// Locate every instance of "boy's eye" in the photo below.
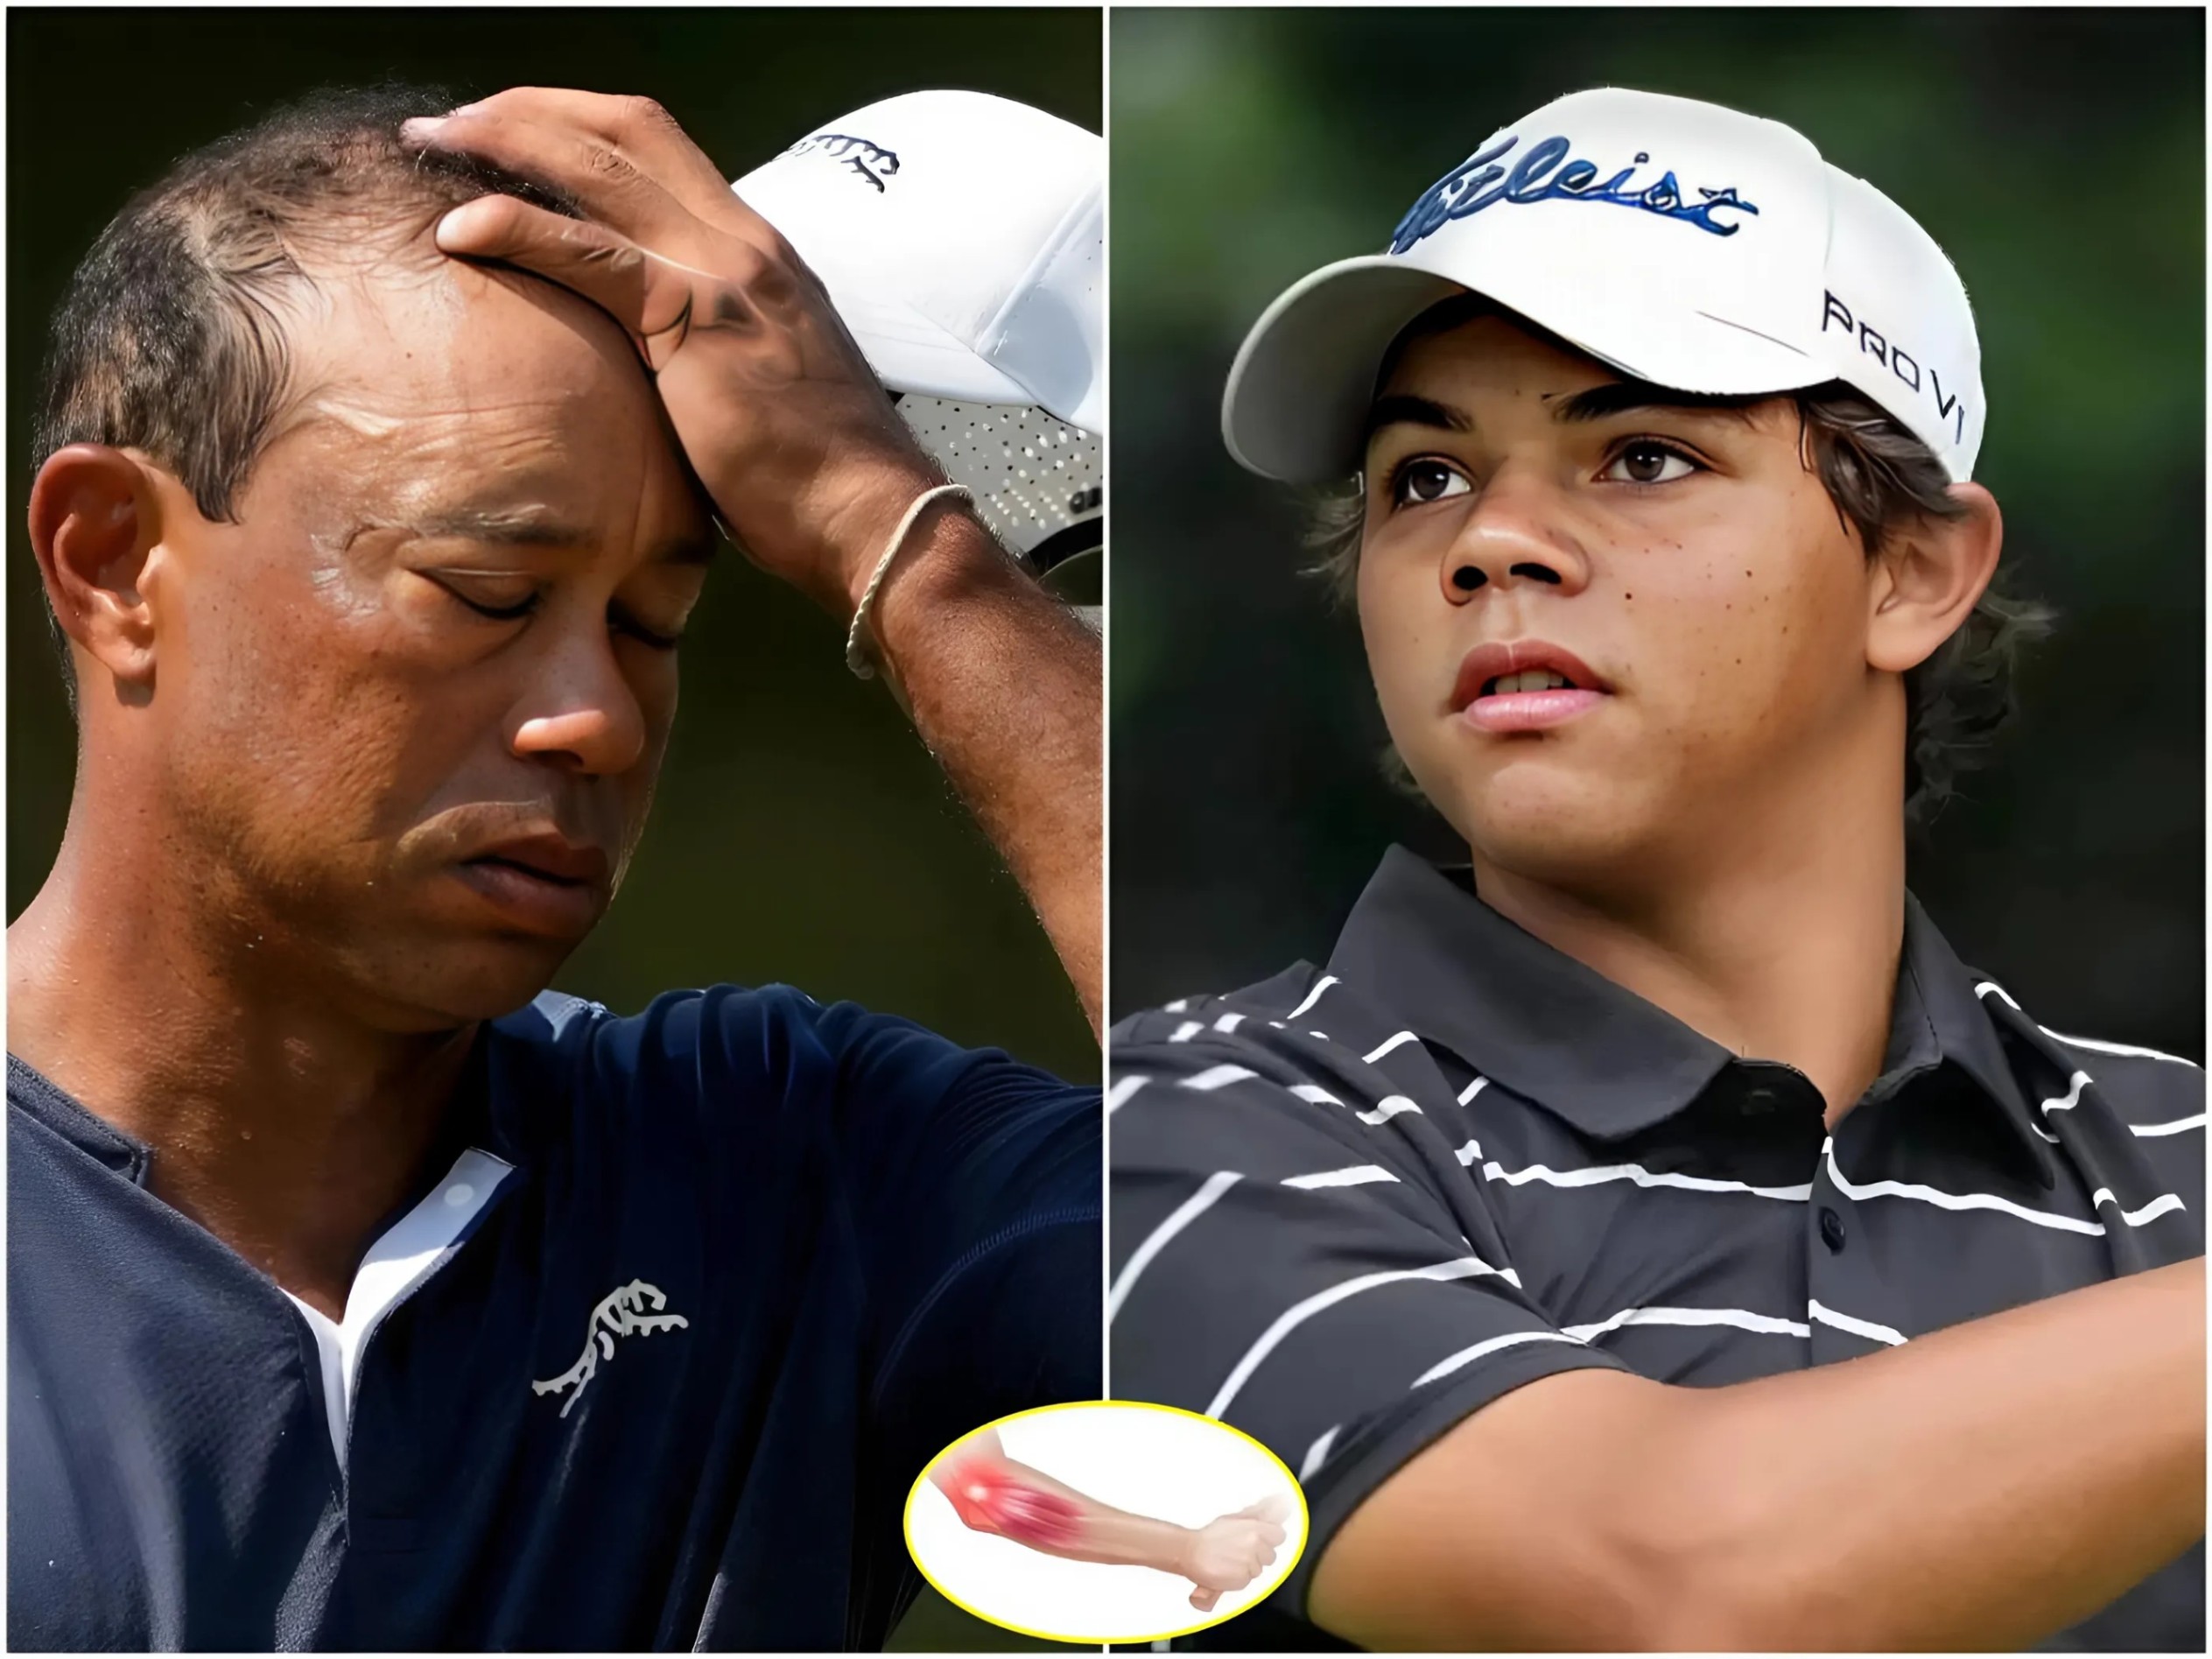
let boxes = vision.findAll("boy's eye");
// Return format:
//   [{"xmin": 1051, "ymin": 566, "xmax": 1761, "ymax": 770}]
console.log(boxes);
[
  {"xmin": 1392, "ymin": 460, "xmax": 1471, "ymax": 506},
  {"xmin": 1603, "ymin": 441, "xmax": 1699, "ymax": 486}
]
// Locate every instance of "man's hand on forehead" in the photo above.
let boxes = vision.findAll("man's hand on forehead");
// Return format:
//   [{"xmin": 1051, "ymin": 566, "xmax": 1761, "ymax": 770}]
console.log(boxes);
[{"xmin": 402, "ymin": 88, "xmax": 938, "ymax": 619}]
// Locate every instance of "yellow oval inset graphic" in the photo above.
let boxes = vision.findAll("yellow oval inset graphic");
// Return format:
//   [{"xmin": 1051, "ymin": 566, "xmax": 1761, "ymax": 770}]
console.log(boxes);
[{"xmin": 902, "ymin": 1399, "xmax": 1310, "ymax": 1645}]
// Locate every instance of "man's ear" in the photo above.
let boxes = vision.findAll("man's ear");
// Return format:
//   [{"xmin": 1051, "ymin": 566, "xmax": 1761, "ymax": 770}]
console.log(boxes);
[
  {"xmin": 27, "ymin": 445, "xmax": 172, "ymax": 698},
  {"xmin": 1864, "ymin": 482, "xmax": 2004, "ymax": 675}
]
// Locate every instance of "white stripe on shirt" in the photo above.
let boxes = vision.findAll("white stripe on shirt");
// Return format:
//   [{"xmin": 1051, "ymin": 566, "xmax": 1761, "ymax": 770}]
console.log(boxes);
[
  {"xmin": 1357, "ymin": 1096, "xmax": 1422, "ymax": 1126},
  {"xmin": 1108, "ymin": 1170, "xmax": 1241, "ymax": 1323},
  {"xmin": 1808, "ymin": 1297, "xmax": 1907, "ymax": 1346},
  {"xmin": 1205, "ymin": 1255, "xmax": 1519, "ymax": 1418},
  {"xmin": 1823, "ymin": 1139, "xmax": 2180, "ymax": 1235},
  {"xmin": 2040, "ymin": 1072, "xmax": 2092, "ymax": 1114},
  {"xmin": 1105, "ymin": 1074, "xmax": 1148, "ymax": 1114},
  {"xmin": 1974, "ymin": 981, "xmax": 2202, "ymax": 1070},
  {"xmin": 1411, "ymin": 1326, "xmax": 1587, "ymax": 1388},
  {"xmin": 1362, "ymin": 1030, "xmax": 1420, "ymax": 1065},
  {"xmin": 1182, "ymin": 1064, "xmax": 1256, "ymax": 1093},
  {"xmin": 1282, "ymin": 1164, "xmax": 1400, "ymax": 1191},
  {"xmin": 1566, "ymin": 1304, "xmax": 1812, "ymax": 1342},
  {"xmin": 1298, "ymin": 1424, "xmax": 1341, "ymax": 1481},
  {"xmin": 2092, "ymin": 1189, "xmax": 2189, "ymax": 1227},
  {"xmin": 1481, "ymin": 1157, "xmax": 1812, "ymax": 1202},
  {"xmin": 1284, "ymin": 976, "xmax": 1338, "ymax": 1022}
]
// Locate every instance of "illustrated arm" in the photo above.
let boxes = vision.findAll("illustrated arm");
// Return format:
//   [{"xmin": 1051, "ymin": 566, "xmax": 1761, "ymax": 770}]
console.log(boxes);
[
  {"xmin": 1310, "ymin": 1255, "xmax": 2206, "ymax": 1650},
  {"xmin": 930, "ymin": 1431, "xmax": 1289, "ymax": 1607}
]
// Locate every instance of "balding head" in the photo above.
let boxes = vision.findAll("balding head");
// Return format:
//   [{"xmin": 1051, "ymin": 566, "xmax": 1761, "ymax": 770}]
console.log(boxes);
[{"xmin": 38, "ymin": 84, "xmax": 582, "ymax": 527}]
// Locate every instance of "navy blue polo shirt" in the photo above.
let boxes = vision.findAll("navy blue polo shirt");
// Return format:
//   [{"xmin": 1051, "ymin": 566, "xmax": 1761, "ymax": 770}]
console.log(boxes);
[{"xmin": 10, "ymin": 984, "xmax": 1100, "ymax": 1649}]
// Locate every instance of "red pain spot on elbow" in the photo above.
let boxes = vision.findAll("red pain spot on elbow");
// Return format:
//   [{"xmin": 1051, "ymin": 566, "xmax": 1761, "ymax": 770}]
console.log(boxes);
[{"xmin": 946, "ymin": 1466, "xmax": 1085, "ymax": 1546}]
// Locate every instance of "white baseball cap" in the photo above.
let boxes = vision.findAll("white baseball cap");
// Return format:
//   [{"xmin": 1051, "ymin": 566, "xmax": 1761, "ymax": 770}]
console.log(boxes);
[
  {"xmin": 736, "ymin": 89, "xmax": 1103, "ymax": 434},
  {"xmin": 1223, "ymin": 88, "xmax": 1984, "ymax": 484}
]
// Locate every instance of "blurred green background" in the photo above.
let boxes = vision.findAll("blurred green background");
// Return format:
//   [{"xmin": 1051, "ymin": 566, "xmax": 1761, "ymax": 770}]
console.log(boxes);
[
  {"xmin": 1110, "ymin": 6, "xmax": 2205, "ymax": 1063},
  {"xmin": 8, "ymin": 12, "xmax": 1098, "ymax": 1650},
  {"xmin": 7, "ymin": 8, "xmax": 1101, "ymax": 1092}
]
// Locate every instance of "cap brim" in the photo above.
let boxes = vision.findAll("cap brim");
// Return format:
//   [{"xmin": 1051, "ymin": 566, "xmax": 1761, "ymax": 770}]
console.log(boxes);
[
  {"xmin": 828, "ymin": 289, "xmax": 1038, "ymax": 410},
  {"xmin": 822, "ymin": 285, "xmax": 1099, "ymax": 433},
  {"xmin": 1224, "ymin": 250, "xmax": 1829, "ymax": 485}
]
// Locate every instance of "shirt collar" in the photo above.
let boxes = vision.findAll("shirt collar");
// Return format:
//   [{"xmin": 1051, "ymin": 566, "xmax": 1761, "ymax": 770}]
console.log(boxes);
[
  {"xmin": 1327, "ymin": 846, "xmax": 2056, "ymax": 1181},
  {"xmin": 1890, "ymin": 887, "xmax": 2053, "ymax": 1183},
  {"xmin": 6, "ymin": 1020, "xmax": 529, "ymax": 1190},
  {"xmin": 8, "ymin": 1053, "xmax": 151, "ymax": 1181}
]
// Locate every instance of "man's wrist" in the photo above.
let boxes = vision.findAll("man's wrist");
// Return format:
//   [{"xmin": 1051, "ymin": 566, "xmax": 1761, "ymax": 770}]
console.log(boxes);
[
  {"xmin": 818, "ymin": 458, "xmax": 956, "ymax": 621},
  {"xmin": 860, "ymin": 500, "xmax": 1022, "ymax": 664}
]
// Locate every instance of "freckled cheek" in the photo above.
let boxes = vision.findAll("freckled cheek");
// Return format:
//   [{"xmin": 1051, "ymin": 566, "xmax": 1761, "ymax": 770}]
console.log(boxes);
[{"xmin": 1629, "ymin": 554, "xmax": 1838, "ymax": 761}]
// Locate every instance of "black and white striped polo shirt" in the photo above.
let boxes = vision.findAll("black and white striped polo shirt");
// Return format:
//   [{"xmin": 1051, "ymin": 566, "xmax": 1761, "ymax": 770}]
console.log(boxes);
[{"xmin": 1109, "ymin": 847, "xmax": 2204, "ymax": 1650}]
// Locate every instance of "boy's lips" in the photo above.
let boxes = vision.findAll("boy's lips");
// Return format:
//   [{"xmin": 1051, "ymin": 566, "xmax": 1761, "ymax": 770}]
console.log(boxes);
[{"xmin": 1450, "ymin": 641, "xmax": 1612, "ymax": 735}]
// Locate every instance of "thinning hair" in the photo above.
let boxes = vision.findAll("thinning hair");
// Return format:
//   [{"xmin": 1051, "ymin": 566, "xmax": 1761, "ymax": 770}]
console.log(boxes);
[
  {"xmin": 1307, "ymin": 295, "xmax": 2054, "ymax": 822},
  {"xmin": 32, "ymin": 83, "xmax": 579, "ymax": 705}
]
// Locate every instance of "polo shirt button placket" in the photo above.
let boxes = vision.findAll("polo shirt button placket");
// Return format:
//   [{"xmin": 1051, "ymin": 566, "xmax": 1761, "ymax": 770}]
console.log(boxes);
[
  {"xmin": 1806, "ymin": 1111, "xmax": 1879, "ymax": 1366},
  {"xmin": 1818, "ymin": 1206, "xmax": 1847, "ymax": 1253}
]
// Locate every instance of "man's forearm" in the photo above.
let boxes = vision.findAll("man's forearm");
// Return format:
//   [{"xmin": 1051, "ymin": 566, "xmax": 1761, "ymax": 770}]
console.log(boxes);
[
  {"xmin": 1313, "ymin": 1258, "xmax": 2205, "ymax": 1650},
  {"xmin": 868, "ymin": 510, "xmax": 1102, "ymax": 1034}
]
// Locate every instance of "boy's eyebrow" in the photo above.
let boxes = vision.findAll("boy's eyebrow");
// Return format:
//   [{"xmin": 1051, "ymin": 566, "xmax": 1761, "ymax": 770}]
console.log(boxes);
[
  {"xmin": 1365, "ymin": 382, "xmax": 1773, "ymax": 448},
  {"xmin": 1363, "ymin": 393, "xmax": 1471, "ymax": 446},
  {"xmin": 1548, "ymin": 380, "xmax": 1773, "ymax": 425}
]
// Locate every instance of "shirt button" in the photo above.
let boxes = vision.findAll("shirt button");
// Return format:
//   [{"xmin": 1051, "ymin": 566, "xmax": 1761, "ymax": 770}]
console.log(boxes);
[
  {"xmin": 1818, "ymin": 1206, "xmax": 1847, "ymax": 1253},
  {"xmin": 1741, "ymin": 1087, "xmax": 1778, "ymax": 1116},
  {"xmin": 444, "ymin": 1183, "xmax": 476, "ymax": 1208}
]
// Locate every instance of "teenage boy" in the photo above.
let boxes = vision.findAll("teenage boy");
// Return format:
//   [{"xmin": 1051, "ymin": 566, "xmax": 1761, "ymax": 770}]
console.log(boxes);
[{"xmin": 1109, "ymin": 88, "xmax": 2203, "ymax": 1652}]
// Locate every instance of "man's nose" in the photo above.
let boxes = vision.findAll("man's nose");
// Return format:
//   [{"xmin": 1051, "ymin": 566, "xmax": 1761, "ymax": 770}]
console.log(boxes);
[
  {"xmin": 509, "ymin": 636, "xmax": 650, "ymax": 777},
  {"xmin": 1437, "ymin": 462, "xmax": 1591, "ymax": 604}
]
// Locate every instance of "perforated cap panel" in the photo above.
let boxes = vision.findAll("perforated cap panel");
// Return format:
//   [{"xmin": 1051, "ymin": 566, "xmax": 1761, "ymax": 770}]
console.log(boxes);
[{"xmin": 895, "ymin": 397, "xmax": 1101, "ymax": 565}]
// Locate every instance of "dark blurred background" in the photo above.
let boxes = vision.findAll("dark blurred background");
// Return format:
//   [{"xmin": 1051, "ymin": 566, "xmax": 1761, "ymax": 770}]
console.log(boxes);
[
  {"xmin": 1110, "ymin": 6, "xmax": 2206, "ymax": 1063},
  {"xmin": 8, "ymin": 13, "xmax": 1098, "ymax": 1649},
  {"xmin": 8, "ymin": 9, "xmax": 1100, "ymax": 1095}
]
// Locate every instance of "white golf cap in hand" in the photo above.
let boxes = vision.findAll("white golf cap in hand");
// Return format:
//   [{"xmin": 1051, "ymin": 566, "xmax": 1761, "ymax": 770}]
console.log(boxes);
[
  {"xmin": 1224, "ymin": 87, "xmax": 1984, "ymax": 484},
  {"xmin": 736, "ymin": 89, "xmax": 1103, "ymax": 435}
]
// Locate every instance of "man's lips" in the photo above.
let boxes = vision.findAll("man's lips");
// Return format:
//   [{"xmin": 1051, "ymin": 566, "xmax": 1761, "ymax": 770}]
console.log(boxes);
[
  {"xmin": 460, "ymin": 833, "xmax": 611, "ymax": 888},
  {"xmin": 1450, "ymin": 640, "xmax": 1612, "ymax": 735},
  {"xmin": 450, "ymin": 832, "xmax": 613, "ymax": 936}
]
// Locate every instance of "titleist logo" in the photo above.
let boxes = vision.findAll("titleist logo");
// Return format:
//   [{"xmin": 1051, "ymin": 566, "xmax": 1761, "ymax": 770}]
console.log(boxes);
[{"xmin": 1391, "ymin": 133, "xmax": 1759, "ymax": 255}]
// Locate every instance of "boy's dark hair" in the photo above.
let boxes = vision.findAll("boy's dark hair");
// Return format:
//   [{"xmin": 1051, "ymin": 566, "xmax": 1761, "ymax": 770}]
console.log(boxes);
[
  {"xmin": 32, "ymin": 83, "xmax": 578, "ymax": 706},
  {"xmin": 1307, "ymin": 298, "xmax": 2054, "ymax": 822}
]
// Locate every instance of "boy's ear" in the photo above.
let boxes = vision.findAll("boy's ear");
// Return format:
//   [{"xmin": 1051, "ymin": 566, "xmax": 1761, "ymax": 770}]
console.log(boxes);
[{"xmin": 1864, "ymin": 482, "xmax": 2003, "ymax": 676}]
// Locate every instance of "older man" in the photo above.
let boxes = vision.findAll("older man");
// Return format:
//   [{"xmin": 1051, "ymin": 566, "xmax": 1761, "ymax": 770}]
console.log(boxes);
[{"xmin": 10, "ymin": 85, "xmax": 1099, "ymax": 1650}]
